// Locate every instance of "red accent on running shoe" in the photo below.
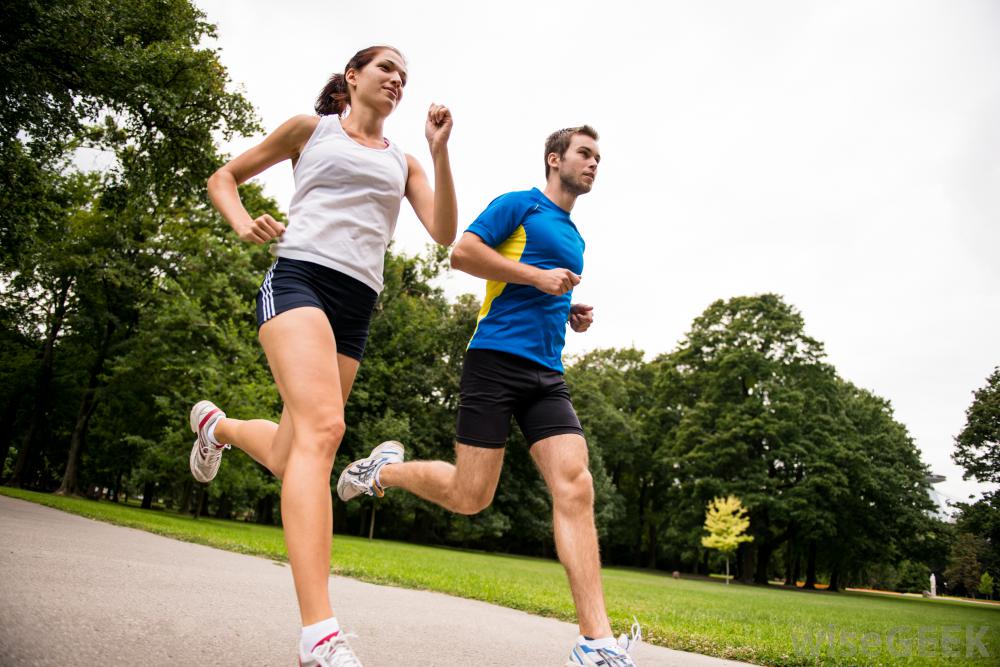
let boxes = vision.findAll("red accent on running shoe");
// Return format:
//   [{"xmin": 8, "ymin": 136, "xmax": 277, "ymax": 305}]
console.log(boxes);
[
  {"xmin": 311, "ymin": 631, "xmax": 340, "ymax": 651},
  {"xmin": 198, "ymin": 408, "xmax": 220, "ymax": 431}
]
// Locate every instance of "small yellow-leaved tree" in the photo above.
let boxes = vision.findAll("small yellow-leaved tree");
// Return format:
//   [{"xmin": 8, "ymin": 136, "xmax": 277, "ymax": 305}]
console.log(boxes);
[{"xmin": 701, "ymin": 495, "xmax": 753, "ymax": 585}]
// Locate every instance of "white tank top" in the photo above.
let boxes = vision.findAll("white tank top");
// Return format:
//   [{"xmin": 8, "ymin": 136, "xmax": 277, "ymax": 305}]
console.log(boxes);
[{"xmin": 271, "ymin": 114, "xmax": 408, "ymax": 293}]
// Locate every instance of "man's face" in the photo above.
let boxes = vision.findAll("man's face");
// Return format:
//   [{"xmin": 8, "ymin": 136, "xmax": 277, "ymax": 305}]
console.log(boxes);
[{"xmin": 555, "ymin": 134, "xmax": 601, "ymax": 196}]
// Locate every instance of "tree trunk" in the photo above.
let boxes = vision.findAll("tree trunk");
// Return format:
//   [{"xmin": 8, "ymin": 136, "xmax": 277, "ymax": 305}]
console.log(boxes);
[
  {"xmin": 54, "ymin": 382, "xmax": 101, "ymax": 496},
  {"xmin": 368, "ymin": 503, "xmax": 376, "ymax": 540},
  {"xmin": 255, "ymin": 495, "xmax": 274, "ymax": 524},
  {"xmin": 790, "ymin": 547, "xmax": 801, "ymax": 587},
  {"xmin": 178, "ymin": 479, "xmax": 192, "ymax": 516},
  {"xmin": 358, "ymin": 506, "xmax": 368, "ymax": 537},
  {"xmin": 0, "ymin": 393, "xmax": 22, "ymax": 475},
  {"xmin": 754, "ymin": 542, "xmax": 774, "ymax": 585},
  {"xmin": 725, "ymin": 556, "xmax": 730, "ymax": 585},
  {"xmin": 739, "ymin": 541, "xmax": 755, "ymax": 583},
  {"xmin": 141, "ymin": 481, "xmax": 155, "ymax": 509},
  {"xmin": 635, "ymin": 479, "xmax": 647, "ymax": 567},
  {"xmin": 7, "ymin": 278, "xmax": 72, "ymax": 486},
  {"xmin": 646, "ymin": 520, "xmax": 658, "ymax": 569},
  {"xmin": 215, "ymin": 493, "xmax": 230, "ymax": 519},
  {"xmin": 192, "ymin": 485, "xmax": 206, "ymax": 519},
  {"xmin": 804, "ymin": 541, "xmax": 818, "ymax": 589},
  {"xmin": 56, "ymin": 319, "xmax": 112, "ymax": 496},
  {"xmin": 828, "ymin": 562, "xmax": 840, "ymax": 592}
]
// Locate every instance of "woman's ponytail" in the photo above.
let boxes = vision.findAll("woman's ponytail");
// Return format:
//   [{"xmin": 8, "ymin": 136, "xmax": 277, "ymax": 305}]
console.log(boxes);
[{"xmin": 315, "ymin": 73, "xmax": 349, "ymax": 116}]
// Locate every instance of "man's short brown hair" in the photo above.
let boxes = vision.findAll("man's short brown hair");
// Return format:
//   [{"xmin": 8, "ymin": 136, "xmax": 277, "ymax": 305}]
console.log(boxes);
[{"xmin": 544, "ymin": 125, "xmax": 599, "ymax": 178}]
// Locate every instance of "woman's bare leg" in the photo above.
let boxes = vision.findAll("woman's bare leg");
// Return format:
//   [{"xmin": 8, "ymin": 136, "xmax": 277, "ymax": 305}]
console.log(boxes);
[
  {"xmin": 255, "ymin": 306, "xmax": 359, "ymax": 624},
  {"xmin": 215, "ymin": 353, "xmax": 359, "ymax": 480}
]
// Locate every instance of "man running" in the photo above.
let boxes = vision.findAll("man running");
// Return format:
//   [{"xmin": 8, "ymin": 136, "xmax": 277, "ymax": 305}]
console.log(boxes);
[{"xmin": 339, "ymin": 125, "xmax": 640, "ymax": 666}]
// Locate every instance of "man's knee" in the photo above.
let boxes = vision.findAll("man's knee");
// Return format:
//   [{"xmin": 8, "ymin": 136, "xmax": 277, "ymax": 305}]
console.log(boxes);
[
  {"xmin": 552, "ymin": 467, "xmax": 594, "ymax": 510},
  {"xmin": 450, "ymin": 488, "xmax": 495, "ymax": 515}
]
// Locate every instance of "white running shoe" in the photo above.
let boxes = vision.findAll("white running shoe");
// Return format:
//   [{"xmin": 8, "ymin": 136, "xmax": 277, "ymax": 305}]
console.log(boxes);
[
  {"xmin": 565, "ymin": 618, "xmax": 642, "ymax": 666},
  {"xmin": 300, "ymin": 631, "xmax": 363, "ymax": 667},
  {"xmin": 188, "ymin": 400, "xmax": 229, "ymax": 483},
  {"xmin": 336, "ymin": 441, "xmax": 405, "ymax": 501}
]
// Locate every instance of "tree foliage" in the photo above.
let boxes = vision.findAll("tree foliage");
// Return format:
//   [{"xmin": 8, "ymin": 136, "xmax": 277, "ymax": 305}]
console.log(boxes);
[
  {"xmin": 953, "ymin": 367, "xmax": 1000, "ymax": 484},
  {"xmin": 1, "ymin": 0, "xmax": 258, "ymax": 490},
  {"xmin": 945, "ymin": 533, "xmax": 983, "ymax": 597},
  {"xmin": 702, "ymin": 495, "xmax": 753, "ymax": 584},
  {"xmin": 979, "ymin": 571, "xmax": 994, "ymax": 599},
  {"xmin": 702, "ymin": 495, "xmax": 753, "ymax": 555},
  {"xmin": 0, "ymin": 0, "xmax": 946, "ymax": 589}
]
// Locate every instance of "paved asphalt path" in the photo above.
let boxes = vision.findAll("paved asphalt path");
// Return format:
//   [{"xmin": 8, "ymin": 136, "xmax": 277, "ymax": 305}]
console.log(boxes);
[{"xmin": 0, "ymin": 496, "xmax": 752, "ymax": 666}]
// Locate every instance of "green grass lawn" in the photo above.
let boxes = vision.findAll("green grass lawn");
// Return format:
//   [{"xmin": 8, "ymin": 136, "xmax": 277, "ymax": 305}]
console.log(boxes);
[{"xmin": 3, "ymin": 487, "xmax": 997, "ymax": 666}]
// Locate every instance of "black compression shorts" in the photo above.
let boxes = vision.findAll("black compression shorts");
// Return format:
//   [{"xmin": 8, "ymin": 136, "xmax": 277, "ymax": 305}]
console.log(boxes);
[
  {"xmin": 456, "ymin": 348, "xmax": 584, "ymax": 448},
  {"xmin": 255, "ymin": 257, "xmax": 378, "ymax": 361}
]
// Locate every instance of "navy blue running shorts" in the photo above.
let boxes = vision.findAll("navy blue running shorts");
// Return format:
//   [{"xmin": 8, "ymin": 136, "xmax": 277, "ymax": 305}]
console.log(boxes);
[
  {"xmin": 255, "ymin": 257, "xmax": 378, "ymax": 361},
  {"xmin": 456, "ymin": 348, "xmax": 584, "ymax": 448}
]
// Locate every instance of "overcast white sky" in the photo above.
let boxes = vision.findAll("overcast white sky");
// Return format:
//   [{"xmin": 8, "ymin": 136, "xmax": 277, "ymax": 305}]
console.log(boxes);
[{"xmin": 194, "ymin": 0, "xmax": 999, "ymax": 507}]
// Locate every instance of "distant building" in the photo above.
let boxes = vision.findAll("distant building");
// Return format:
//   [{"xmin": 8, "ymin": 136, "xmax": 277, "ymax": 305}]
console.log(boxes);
[{"xmin": 926, "ymin": 474, "xmax": 953, "ymax": 521}]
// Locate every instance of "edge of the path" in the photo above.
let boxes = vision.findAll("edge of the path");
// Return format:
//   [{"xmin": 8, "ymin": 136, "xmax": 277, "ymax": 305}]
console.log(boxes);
[{"xmin": 0, "ymin": 487, "xmax": 766, "ymax": 665}]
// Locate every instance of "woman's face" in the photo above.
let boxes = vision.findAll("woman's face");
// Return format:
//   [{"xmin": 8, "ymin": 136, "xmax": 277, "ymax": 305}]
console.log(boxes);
[{"xmin": 348, "ymin": 49, "xmax": 408, "ymax": 115}]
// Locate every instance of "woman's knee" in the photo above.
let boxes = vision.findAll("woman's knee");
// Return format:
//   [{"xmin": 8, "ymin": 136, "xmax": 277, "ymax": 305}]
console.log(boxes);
[{"xmin": 292, "ymin": 414, "xmax": 346, "ymax": 460}]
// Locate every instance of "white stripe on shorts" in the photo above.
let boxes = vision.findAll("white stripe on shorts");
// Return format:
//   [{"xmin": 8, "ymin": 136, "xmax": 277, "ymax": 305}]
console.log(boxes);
[{"xmin": 261, "ymin": 262, "xmax": 276, "ymax": 322}]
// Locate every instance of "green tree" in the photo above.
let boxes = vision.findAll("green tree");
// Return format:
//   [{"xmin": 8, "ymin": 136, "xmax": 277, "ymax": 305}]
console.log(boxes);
[
  {"xmin": 2, "ymin": 0, "xmax": 256, "ymax": 257},
  {"xmin": 896, "ymin": 560, "xmax": 931, "ymax": 594},
  {"xmin": 2, "ymin": 0, "xmax": 258, "ymax": 492},
  {"xmin": 949, "ymin": 369, "xmax": 1000, "ymax": 588},
  {"xmin": 955, "ymin": 492, "xmax": 1000, "ymax": 581},
  {"xmin": 979, "ymin": 571, "xmax": 994, "ymax": 600},
  {"xmin": 945, "ymin": 533, "xmax": 982, "ymax": 597},
  {"xmin": 565, "ymin": 348, "xmax": 649, "ymax": 565},
  {"xmin": 654, "ymin": 294, "xmax": 835, "ymax": 583},
  {"xmin": 3, "ymin": 172, "xmax": 98, "ymax": 486},
  {"xmin": 953, "ymin": 367, "xmax": 1000, "ymax": 484},
  {"xmin": 822, "ymin": 381, "xmax": 934, "ymax": 591},
  {"xmin": 701, "ymin": 495, "xmax": 753, "ymax": 584},
  {"xmin": 649, "ymin": 294, "xmax": 933, "ymax": 588},
  {"xmin": 107, "ymin": 183, "xmax": 280, "ymax": 512}
]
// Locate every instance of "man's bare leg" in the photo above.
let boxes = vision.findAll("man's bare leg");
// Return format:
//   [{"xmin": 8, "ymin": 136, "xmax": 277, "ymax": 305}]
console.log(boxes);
[
  {"xmin": 531, "ymin": 433, "xmax": 612, "ymax": 639},
  {"xmin": 378, "ymin": 443, "xmax": 504, "ymax": 515}
]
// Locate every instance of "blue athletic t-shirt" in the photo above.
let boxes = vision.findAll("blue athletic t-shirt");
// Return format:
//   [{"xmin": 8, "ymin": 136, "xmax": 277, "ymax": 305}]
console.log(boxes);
[{"xmin": 465, "ymin": 188, "xmax": 585, "ymax": 373}]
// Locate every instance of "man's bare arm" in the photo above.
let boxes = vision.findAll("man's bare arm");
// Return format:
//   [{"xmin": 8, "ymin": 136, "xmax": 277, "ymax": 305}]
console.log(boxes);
[{"xmin": 450, "ymin": 232, "xmax": 580, "ymax": 296}]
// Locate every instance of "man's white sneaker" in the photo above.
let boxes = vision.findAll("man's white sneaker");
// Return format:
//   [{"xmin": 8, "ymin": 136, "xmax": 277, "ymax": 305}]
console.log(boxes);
[
  {"xmin": 336, "ymin": 441, "xmax": 404, "ymax": 501},
  {"xmin": 188, "ymin": 400, "xmax": 229, "ymax": 483},
  {"xmin": 565, "ymin": 618, "xmax": 642, "ymax": 666},
  {"xmin": 299, "ymin": 631, "xmax": 363, "ymax": 667}
]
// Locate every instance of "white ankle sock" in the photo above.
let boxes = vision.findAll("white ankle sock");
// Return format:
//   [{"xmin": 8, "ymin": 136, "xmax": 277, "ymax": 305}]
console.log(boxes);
[
  {"xmin": 580, "ymin": 635, "xmax": 617, "ymax": 650},
  {"xmin": 300, "ymin": 617, "xmax": 340, "ymax": 658},
  {"xmin": 205, "ymin": 419, "xmax": 223, "ymax": 447}
]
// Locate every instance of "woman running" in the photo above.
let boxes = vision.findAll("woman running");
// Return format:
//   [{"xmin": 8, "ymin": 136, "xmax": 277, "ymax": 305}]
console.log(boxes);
[{"xmin": 189, "ymin": 45, "xmax": 456, "ymax": 666}]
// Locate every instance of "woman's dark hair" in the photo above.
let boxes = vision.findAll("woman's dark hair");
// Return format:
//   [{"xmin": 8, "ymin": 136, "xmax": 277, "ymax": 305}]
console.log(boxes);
[{"xmin": 315, "ymin": 45, "xmax": 405, "ymax": 116}]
